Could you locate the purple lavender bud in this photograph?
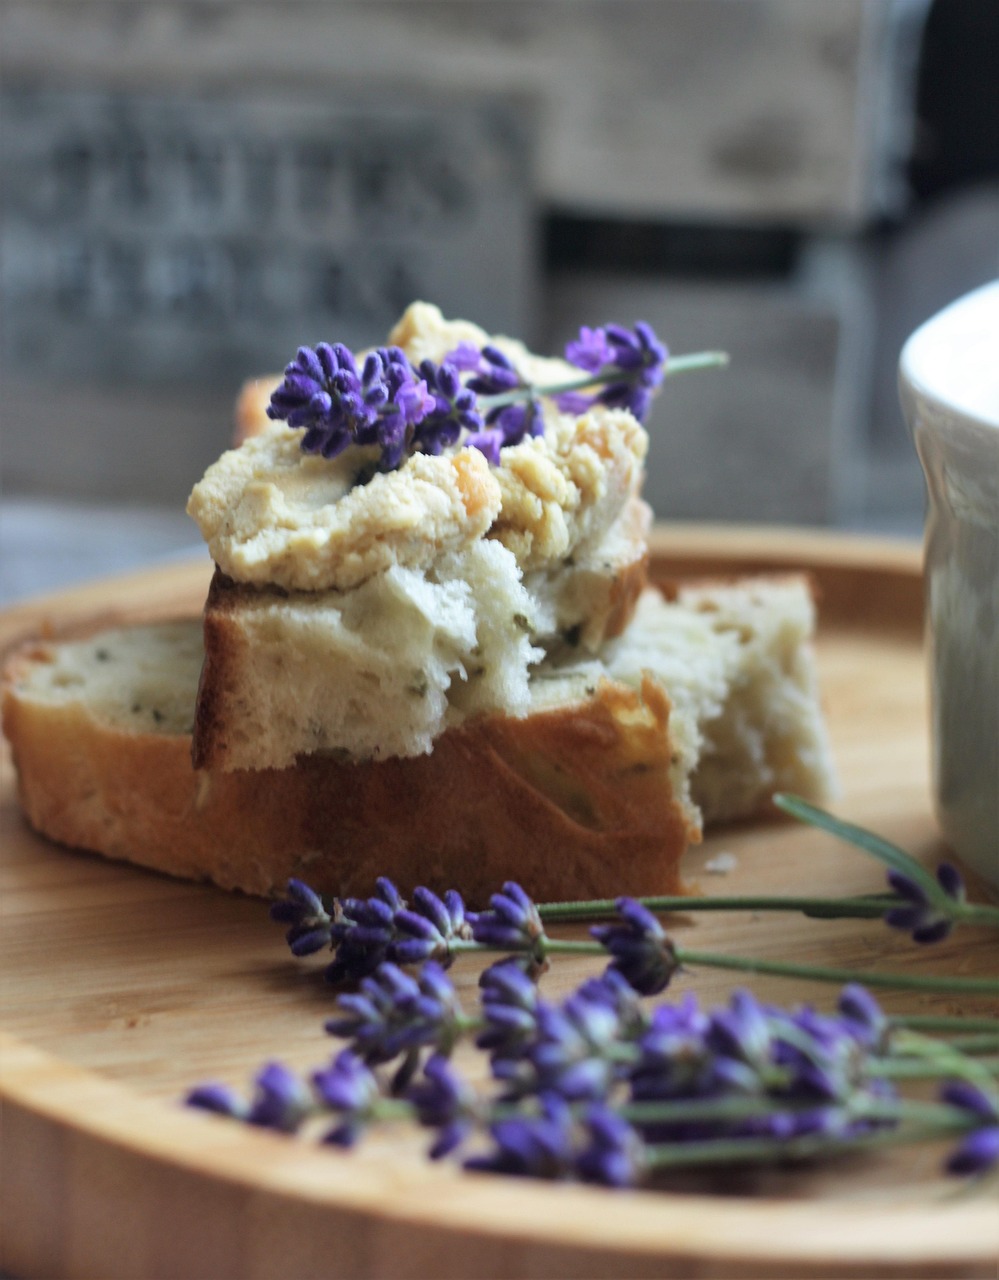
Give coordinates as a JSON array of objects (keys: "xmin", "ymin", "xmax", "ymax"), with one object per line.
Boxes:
[
  {"xmin": 628, "ymin": 994, "xmax": 714, "ymax": 1106},
  {"xmin": 442, "ymin": 342, "xmax": 486, "ymax": 372},
  {"xmin": 185, "ymin": 1081, "xmax": 249, "ymax": 1120},
  {"xmin": 941, "ymin": 1080, "xmax": 999, "ymax": 1121},
  {"xmin": 312, "ymin": 1049, "xmax": 382, "ymax": 1147},
  {"xmin": 487, "ymin": 399, "xmax": 544, "ymax": 447},
  {"xmin": 574, "ymin": 970, "xmax": 651, "ymax": 1041},
  {"xmin": 553, "ymin": 390, "xmax": 596, "ymax": 415},
  {"xmin": 884, "ymin": 863, "xmax": 964, "ymax": 944},
  {"xmin": 467, "ymin": 345, "xmax": 521, "ymax": 396},
  {"xmin": 464, "ymin": 427, "xmax": 504, "ymax": 465},
  {"xmin": 324, "ymin": 961, "xmax": 463, "ymax": 1065},
  {"xmin": 246, "ymin": 1061, "xmax": 313, "ymax": 1133},
  {"xmin": 267, "ymin": 340, "xmax": 439, "ymax": 474},
  {"xmin": 707, "ymin": 990, "xmax": 773, "ymax": 1070},
  {"xmin": 476, "ymin": 959, "xmax": 543, "ymax": 1061},
  {"xmin": 405, "ymin": 1053, "xmax": 479, "ymax": 1160},
  {"xmin": 576, "ymin": 1105, "xmax": 644, "ymax": 1187},
  {"xmin": 946, "ymin": 1126, "xmax": 999, "ymax": 1177},
  {"xmin": 389, "ymin": 885, "xmax": 471, "ymax": 967},
  {"xmin": 465, "ymin": 1093, "xmax": 576, "ymax": 1180},
  {"xmin": 836, "ymin": 984, "xmax": 888, "ymax": 1051},
  {"xmin": 564, "ymin": 326, "xmax": 614, "ymax": 373},
  {"xmin": 471, "ymin": 882, "xmax": 546, "ymax": 962},
  {"xmin": 270, "ymin": 878, "xmax": 333, "ymax": 956},
  {"xmin": 591, "ymin": 897, "xmax": 680, "ymax": 995},
  {"xmin": 418, "ymin": 359, "xmax": 485, "ymax": 447},
  {"xmin": 524, "ymin": 993, "xmax": 622, "ymax": 1102},
  {"xmin": 564, "ymin": 321, "xmax": 667, "ymax": 423}
]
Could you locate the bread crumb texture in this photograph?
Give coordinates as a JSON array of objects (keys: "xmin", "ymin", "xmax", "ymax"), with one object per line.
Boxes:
[{"xmin": 187, "ymin": 302, "xmax": 648, "ymax": 593}]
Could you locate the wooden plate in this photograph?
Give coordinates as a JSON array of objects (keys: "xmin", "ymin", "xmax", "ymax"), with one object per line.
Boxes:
[{"xmin": 2, "ymin": 525, "xmax": 997, "ymax": 1280}]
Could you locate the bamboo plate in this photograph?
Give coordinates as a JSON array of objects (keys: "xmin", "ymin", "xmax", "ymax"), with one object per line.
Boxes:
[{"xmin": 2, "ymin": 525, "xmax": 997, "ymax": 1280}]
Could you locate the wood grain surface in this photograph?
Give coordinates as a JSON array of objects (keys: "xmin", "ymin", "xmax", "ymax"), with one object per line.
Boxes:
[{"xmin": 2, "ymin": 526, "xmax": 997, "ymax": 1280}]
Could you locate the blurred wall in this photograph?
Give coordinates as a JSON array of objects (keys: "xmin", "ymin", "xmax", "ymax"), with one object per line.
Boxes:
[{"xmin": 2, "ymin": 0, "xmax": 994, "ymax": 532}]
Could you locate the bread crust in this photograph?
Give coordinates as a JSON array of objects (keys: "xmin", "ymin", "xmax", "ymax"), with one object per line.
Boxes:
[{"xmin": 4, "ymin": 643, "xmax": 693, "ymax": 905}]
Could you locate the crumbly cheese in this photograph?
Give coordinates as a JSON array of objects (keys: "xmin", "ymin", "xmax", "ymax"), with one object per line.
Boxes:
[
  {"xmin": 187, "ymin": 425, "xmax": 501, "ymax": 592},
  {"xmin": 187, "ymin": 302, "xmax": 649, "ymax": 594}
]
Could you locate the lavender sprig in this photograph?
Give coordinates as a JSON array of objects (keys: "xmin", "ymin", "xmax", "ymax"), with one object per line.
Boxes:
[
  {"xmin": 265, "ymin": 321, "xmax": 727, "ymax": 476},
  {"xmin": 186, "ymin": 979, "xmax": 998, "ymax": 1186},
  {"xmin": 272, "ymin": 877, "xmax": 999, "ymax": 1001}
]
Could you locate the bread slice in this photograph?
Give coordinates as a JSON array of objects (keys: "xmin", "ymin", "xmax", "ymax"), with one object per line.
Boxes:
[
  {"xmin": 192, "ymin": 496, "xmax": 651, "ymax": 773},
  {"xmin": 2, "ymin": 579, "xmax": 835, "ymax": 906}
]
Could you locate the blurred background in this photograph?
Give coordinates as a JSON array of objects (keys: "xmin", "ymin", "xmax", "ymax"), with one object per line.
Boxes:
[{"xmin": 2, "ymin": 0, "xmax": 997, "ymax": 603}]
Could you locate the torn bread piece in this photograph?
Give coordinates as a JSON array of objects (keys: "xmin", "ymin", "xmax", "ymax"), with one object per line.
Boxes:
[{"xmin": 192, "ymin": 495, "xmax": 652, "ymax": 772}]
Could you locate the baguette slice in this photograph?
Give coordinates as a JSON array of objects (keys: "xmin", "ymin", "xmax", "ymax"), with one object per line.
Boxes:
[
  {"xmin": 192, "ymin": 496, "xmax": 651, "ymax": 773},
  {"xmin": 2, "ymin": 579, "xmax": 835, "ymax": 906}
]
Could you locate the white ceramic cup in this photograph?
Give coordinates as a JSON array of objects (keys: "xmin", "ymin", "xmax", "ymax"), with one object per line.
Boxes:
[{"xmin": 899, "ymin": 279, "xmax": 999, "ymax": 891}]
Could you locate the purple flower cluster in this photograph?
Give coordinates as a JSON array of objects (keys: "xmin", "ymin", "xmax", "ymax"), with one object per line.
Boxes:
[
  {"xmin": 282, "ymin": 878, "xmax": 473, "ymax": 985},
  {"xmin": 324, "ymin": 960, "xmax": 465, "ymax": 1089},
  {"xmin": 266, "ymin": 320, "xmax": 671, "ymax": 476},
  {"xmin": 560, "ymin": 321, "xmax": 668, "ymax": 420},
  {"xmin": 200, "ymin": 862, "xmax": 997, "ymax": 1187},
  {"xmin": 630, "ymin": 985, "xmax": 892, "ymax": 1146},
  {"xmin": 266, "ymin": 344, "xmax": 436, "ymax": 470},
  {"xmin": 270, "ymin": 877, "xmax": 555, "ymax": 986}
]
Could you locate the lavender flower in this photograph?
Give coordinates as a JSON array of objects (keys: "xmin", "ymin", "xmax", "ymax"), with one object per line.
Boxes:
[
  {"xmin": 564, "ymin": 326, "xmax": 614, "ymax": 373},
  {"xmin": 465, "ymin": 345, "xmax": 544, "ymax": 448},
  {"xmin": 591, "ymin": 897, "xmax": 680, "ymax": 995},
  {"xmin": 391, "ymin": 886, "xmax": 472, "ymax": 967},
  {"xmin": 245, "ymin": 1060, "xmax": 314, "ymax": 1132},
  {"xmin": 507, "ymin": 986, "xmax": 625, "ymax": 1103},
  {"xmin": 187, "ymin": 1062, "xmax": 314, "ymax": 1132},
  {"xmin": 324, "ymin": 960, "xmax": 464, "ymax": 1067},
  {"xmin": 465, "ymin": 1093, "xmax": 577, "ymax": 1180},
  {"xmin": 574, "ymin": 970, "xmax": 651, "ymax": 1042},
  {"xmin": 576, "ymin": 1105, "xmax": 645, "ymax": 1187},
  {"xmin": 884, "ymin": 863, "xmax": 966, "ymax": 944},
  {"xmin": 312, "ymin": 1049, "xmax": 383, "ymax": 1147},
  {"xmin": 269, "ymin": 878, "xmax": 333, "ymax": 957},
  {"xmin": 836, "ymin": 983, "xmax": 889, "ymax": 1051},
  {"xmin": 476, "ymin": 959, "xmax": 543, "ymax": 1062},
  {"xmin": 470, "ymin": 882, "xmax": 547, "ymax": 973},
  {"xmin": 561, "ymin": 321, "xmax": 668, "ymax": 421},
  {"xmin": 186, "ymin": 1081, "xmax": 250, "ymax": 1121},
  {"xmin": 267, "ymin": 343, "xmax": 433, "ymax": 469},
  {"xmin": 325, "ymin": 877, "xmax": 405, "ymax": 984},
  {"xmin": 416, "ymin": 359, "xmax": 483, "ymax": 444},
  {"xmin": 405, "ymin": 1053, "xmax": 480, "ymax": 1159},
  {"xmin": 941, "ymin": 1081, "xmax": 999, "ymax": 1177}
]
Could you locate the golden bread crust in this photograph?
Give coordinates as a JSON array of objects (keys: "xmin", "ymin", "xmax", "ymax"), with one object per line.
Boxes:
[{"xmin": 3, "ymin": 638, "xmax": 693, "ymax": 906}]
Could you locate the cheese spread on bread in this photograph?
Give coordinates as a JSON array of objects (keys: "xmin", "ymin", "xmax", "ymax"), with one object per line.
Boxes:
[{"xmin": 187, "ymin": 303, "xmax": 648, "ymax": 594}]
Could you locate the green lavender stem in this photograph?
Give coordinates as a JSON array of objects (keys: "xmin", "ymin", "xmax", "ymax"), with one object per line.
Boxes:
[
  {"xmin": 642, "ymin": 1121, "xmax": 973, "ymax": 1172},
  {"xmin": 891, "ymin": 1014, "xmax": 999, "ymax": 1035},
  {"xmin": 539, "ymin": 893, "xmax": 896, "ymax": 923},
  {"xmin": 448, "ymin": 937, "xmax": 999, "ymax": 997},
  {"xmin": 673, "ymin": 946, "xmax": 999, "ymax": 997},
  {"xmin": 480, "ymin": 350, "xmax": 730, "ymax": 413}
]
